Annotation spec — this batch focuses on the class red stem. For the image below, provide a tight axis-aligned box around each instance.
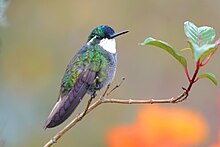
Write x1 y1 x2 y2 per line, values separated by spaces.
184 68 191 82
200 52 214 66
185 60 200 94
193 77 199 83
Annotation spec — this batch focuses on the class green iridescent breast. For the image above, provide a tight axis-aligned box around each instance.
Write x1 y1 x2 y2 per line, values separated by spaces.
60 44 109 96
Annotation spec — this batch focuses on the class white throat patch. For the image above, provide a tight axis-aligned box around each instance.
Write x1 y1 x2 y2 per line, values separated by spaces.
99 38 116 54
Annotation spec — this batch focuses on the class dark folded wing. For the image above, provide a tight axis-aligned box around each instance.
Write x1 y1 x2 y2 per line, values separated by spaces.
45 69 96 128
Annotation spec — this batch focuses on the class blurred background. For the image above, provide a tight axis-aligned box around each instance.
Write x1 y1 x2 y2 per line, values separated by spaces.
0 0 220 146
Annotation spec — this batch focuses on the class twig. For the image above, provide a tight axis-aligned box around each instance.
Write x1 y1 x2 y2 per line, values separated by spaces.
107 77 125 96
184 68 191 82
43 78 188 147
80 97 93 119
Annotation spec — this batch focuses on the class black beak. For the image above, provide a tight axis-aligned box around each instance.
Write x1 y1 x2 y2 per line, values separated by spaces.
110 30 129 39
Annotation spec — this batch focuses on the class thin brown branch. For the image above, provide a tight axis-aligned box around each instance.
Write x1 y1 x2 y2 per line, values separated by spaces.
43 79 188 147
43 98 103 147
107 77 125 96
80 96 93 119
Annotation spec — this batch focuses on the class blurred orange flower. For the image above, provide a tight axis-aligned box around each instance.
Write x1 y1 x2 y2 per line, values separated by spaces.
107 105 208 147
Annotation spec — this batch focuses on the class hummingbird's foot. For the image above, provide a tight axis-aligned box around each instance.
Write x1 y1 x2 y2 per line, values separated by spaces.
93 76 99 85
95 83 103 90
92 76 103 90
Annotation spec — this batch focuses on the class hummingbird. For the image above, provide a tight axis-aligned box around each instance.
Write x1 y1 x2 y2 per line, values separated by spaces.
44 25 129 128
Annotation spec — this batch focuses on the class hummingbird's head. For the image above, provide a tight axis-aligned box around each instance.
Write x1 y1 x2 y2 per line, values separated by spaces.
87 25 129 54
87 25 129 42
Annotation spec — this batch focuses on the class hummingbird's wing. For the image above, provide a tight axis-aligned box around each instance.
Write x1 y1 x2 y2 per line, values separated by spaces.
45 48 100 128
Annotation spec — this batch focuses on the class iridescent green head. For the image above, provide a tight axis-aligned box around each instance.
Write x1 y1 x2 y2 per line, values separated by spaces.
87 25 129 42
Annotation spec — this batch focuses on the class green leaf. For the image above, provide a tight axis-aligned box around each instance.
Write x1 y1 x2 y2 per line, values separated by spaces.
184 21 217 61
198 73 217 85
199 45 215 62
193 43 216 62
184 21 215 46
141 37 187 68
180 48 191 52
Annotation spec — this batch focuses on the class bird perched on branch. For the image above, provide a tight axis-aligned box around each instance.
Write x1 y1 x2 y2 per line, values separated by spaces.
45 26 129 128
